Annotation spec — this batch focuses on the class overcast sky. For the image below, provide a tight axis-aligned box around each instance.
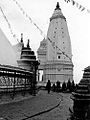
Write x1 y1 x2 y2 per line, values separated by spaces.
0 0 90 83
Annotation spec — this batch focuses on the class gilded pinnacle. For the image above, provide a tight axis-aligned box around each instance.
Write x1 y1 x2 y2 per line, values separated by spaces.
55 2 61 10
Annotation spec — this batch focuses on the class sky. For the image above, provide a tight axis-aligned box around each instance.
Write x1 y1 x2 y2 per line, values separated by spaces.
0 0 90 83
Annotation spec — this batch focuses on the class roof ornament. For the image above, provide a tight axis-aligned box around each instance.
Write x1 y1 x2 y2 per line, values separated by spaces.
27 39 30 48
55 2 61 10
21 33 23 43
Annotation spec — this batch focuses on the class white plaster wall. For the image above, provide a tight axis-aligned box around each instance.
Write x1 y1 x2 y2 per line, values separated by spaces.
0 28 17 67
43 60 73 83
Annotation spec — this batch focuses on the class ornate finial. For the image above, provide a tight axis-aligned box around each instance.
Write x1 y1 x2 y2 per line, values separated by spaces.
27 39 30 48
21 33 23 43
55 2 61 10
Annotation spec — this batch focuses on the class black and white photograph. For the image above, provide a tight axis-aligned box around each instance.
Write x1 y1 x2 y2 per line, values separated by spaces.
0 0 90 119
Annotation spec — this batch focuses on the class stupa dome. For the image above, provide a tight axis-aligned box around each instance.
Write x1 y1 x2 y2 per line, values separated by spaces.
0 28 17 67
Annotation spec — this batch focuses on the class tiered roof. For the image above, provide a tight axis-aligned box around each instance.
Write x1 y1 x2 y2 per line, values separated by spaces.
71 66 90 101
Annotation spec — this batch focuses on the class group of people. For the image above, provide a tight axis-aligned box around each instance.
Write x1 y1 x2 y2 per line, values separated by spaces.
46 79 76 93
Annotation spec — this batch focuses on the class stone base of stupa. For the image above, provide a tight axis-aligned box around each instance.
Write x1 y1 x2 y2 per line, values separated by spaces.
70 66 90 119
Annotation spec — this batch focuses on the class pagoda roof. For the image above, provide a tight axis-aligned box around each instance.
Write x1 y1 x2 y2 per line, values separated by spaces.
84 66 90 71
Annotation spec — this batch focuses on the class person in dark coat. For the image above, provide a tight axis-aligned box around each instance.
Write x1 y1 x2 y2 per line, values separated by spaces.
52 83 56 92
46 80 51 94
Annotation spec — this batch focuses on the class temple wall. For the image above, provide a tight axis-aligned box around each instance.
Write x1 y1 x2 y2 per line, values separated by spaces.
43 60 73 83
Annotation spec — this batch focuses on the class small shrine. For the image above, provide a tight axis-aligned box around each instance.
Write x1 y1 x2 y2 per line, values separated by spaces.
71 66 90 119
13 34 39 94
17 39 39 72
13 34 39 72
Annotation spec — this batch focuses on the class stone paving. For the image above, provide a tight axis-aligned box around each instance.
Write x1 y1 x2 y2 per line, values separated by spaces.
0 90 73 120
32 93 73 120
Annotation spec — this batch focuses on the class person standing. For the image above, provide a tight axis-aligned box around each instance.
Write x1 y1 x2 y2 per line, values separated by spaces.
46 80 51 94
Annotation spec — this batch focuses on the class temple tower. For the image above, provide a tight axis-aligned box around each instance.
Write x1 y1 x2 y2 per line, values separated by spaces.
47 2 72 61
37 2 73 83
13 34 39 72
17 39 39 71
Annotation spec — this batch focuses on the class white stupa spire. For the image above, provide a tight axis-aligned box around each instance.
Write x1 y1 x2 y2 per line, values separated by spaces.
50 2 66 22
37 2 73 83
47 2 72 61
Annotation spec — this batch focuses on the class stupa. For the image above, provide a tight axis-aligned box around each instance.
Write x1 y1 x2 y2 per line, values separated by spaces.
37 2 73 83
0 28 17 66
71 66 90 119
17 39 39 72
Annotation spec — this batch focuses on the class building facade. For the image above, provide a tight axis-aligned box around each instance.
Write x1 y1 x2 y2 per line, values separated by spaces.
37 2 73 83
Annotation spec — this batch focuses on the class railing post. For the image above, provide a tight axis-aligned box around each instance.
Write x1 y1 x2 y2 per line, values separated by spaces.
10 73 16 99
24 75 26 95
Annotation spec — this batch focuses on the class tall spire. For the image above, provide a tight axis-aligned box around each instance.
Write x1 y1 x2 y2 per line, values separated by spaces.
50 1 66 22
21 33 23 43
55 2 61 10
27 39 30 48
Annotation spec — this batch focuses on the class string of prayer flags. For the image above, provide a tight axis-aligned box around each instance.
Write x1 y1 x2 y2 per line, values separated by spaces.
63 0 90 13
0 6 19 42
